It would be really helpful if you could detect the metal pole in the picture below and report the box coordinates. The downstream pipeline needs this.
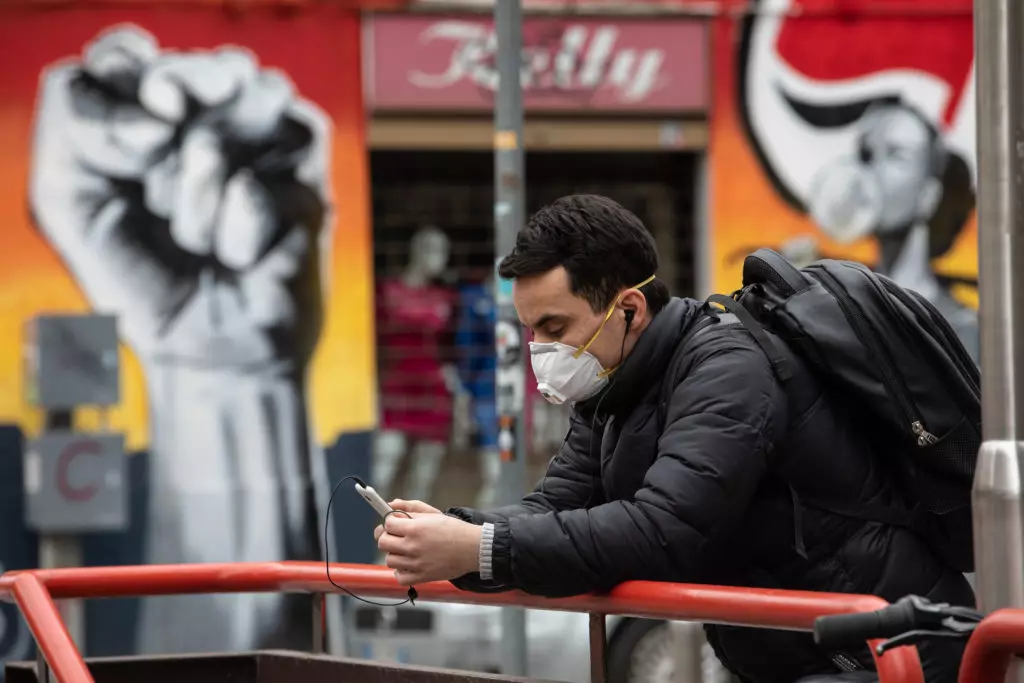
[693,153,712,300]
[493,0,529,677]
[973,4,1024,682]
[38,535,85,652]
[37,409,86,653]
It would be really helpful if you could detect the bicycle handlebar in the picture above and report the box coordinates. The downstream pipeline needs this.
[814,595,983,654]
[815,599,919,650]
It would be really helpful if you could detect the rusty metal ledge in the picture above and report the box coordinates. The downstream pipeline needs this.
[6,650,561,683]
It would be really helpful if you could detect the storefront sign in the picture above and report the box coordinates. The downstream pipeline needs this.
[410,0,717,10]
[364,15,708,112]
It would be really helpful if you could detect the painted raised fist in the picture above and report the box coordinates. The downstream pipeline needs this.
[28,24,337,655]
[28,24,332,370]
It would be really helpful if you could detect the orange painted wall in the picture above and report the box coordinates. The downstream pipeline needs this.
[0,5,376,449]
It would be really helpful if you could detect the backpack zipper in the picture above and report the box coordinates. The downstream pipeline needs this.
[815,268,939,447]
[844,264,978,446]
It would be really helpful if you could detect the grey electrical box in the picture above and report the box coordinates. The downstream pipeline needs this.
[26,314,119,409]
[24,431,128,533]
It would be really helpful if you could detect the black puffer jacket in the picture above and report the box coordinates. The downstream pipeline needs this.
[448,297,974,683]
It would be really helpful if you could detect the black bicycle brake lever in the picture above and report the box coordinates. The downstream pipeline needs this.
[875,629,966,656]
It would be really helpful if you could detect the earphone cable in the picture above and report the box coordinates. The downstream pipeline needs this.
[324,474,419,607]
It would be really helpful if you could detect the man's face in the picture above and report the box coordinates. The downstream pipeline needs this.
[859,108,935,232]
[514,266,625,370]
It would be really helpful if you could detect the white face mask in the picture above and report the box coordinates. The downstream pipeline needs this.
[528,275,656,405]
[529,342,610,405]
[808,157,884,244]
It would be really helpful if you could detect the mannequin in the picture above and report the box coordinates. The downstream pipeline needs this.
[454,271,502,509]
[374,226,464,502]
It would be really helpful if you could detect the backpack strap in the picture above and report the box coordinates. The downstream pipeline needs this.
[707,293,793,383]
[705,293,927,547]
[657,296,793,423]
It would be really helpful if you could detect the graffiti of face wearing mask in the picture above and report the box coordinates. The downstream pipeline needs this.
[810,104,948,247]
[807,103,979,361]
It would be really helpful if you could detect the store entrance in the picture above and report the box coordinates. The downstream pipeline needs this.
[370,150,701,510]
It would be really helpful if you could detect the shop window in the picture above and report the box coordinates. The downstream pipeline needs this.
[369,150,698,509]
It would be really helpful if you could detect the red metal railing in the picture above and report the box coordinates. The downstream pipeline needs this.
[958,608,1024,683]
[7,573,91,683]
[0,561,925,683]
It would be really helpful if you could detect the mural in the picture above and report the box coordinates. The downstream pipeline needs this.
[711,0,978,359]
[0,4,374,662]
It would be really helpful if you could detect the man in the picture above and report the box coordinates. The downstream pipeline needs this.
[374,195,974,683]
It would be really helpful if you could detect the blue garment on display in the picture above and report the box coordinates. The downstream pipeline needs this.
[455,282,498,448]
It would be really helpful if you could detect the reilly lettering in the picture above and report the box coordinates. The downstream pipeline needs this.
[408,20,666,103]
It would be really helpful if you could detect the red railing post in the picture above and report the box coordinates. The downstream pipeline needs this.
[312,592,327,654]
[958,608,1024,683]
[11,574,93,683]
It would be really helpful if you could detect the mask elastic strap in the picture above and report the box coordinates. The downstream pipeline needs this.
[572,274,657,360]
[573,302,618,359]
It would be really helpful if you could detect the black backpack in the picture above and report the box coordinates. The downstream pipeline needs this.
[665,248,981,572]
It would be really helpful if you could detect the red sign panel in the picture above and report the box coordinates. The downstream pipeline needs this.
[411,0,718,8]
[364,14,709,112]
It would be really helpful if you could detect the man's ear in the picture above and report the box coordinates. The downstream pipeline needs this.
[618,289,648,326]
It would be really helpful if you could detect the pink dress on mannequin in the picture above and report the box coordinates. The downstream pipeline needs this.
[376,277,456,443]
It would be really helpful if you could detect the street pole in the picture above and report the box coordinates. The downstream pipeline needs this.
[493,0,530,677]
[35,408,86,652]
[972,2,1024,680]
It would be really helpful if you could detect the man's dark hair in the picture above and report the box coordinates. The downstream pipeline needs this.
[498,194,671,315]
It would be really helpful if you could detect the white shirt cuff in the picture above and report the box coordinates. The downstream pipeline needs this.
[479,522,495,581]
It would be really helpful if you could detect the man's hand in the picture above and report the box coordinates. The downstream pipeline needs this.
[373,499,441,543]
[376,513,482,586]
[391,499,442,515]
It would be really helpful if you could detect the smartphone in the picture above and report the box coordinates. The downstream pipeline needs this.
[355,483,395,519]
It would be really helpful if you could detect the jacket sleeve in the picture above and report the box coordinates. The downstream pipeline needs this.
[447,407,603,592]
[486,333,787,597]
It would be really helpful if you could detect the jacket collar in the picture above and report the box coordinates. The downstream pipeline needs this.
[577,297,705,418]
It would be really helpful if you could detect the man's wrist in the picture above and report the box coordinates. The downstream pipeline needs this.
[478,522,495,581]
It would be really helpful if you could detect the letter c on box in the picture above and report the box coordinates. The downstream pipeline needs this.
[56,440,101,502]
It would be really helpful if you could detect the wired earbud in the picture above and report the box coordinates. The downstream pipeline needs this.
[624,309,635,328]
